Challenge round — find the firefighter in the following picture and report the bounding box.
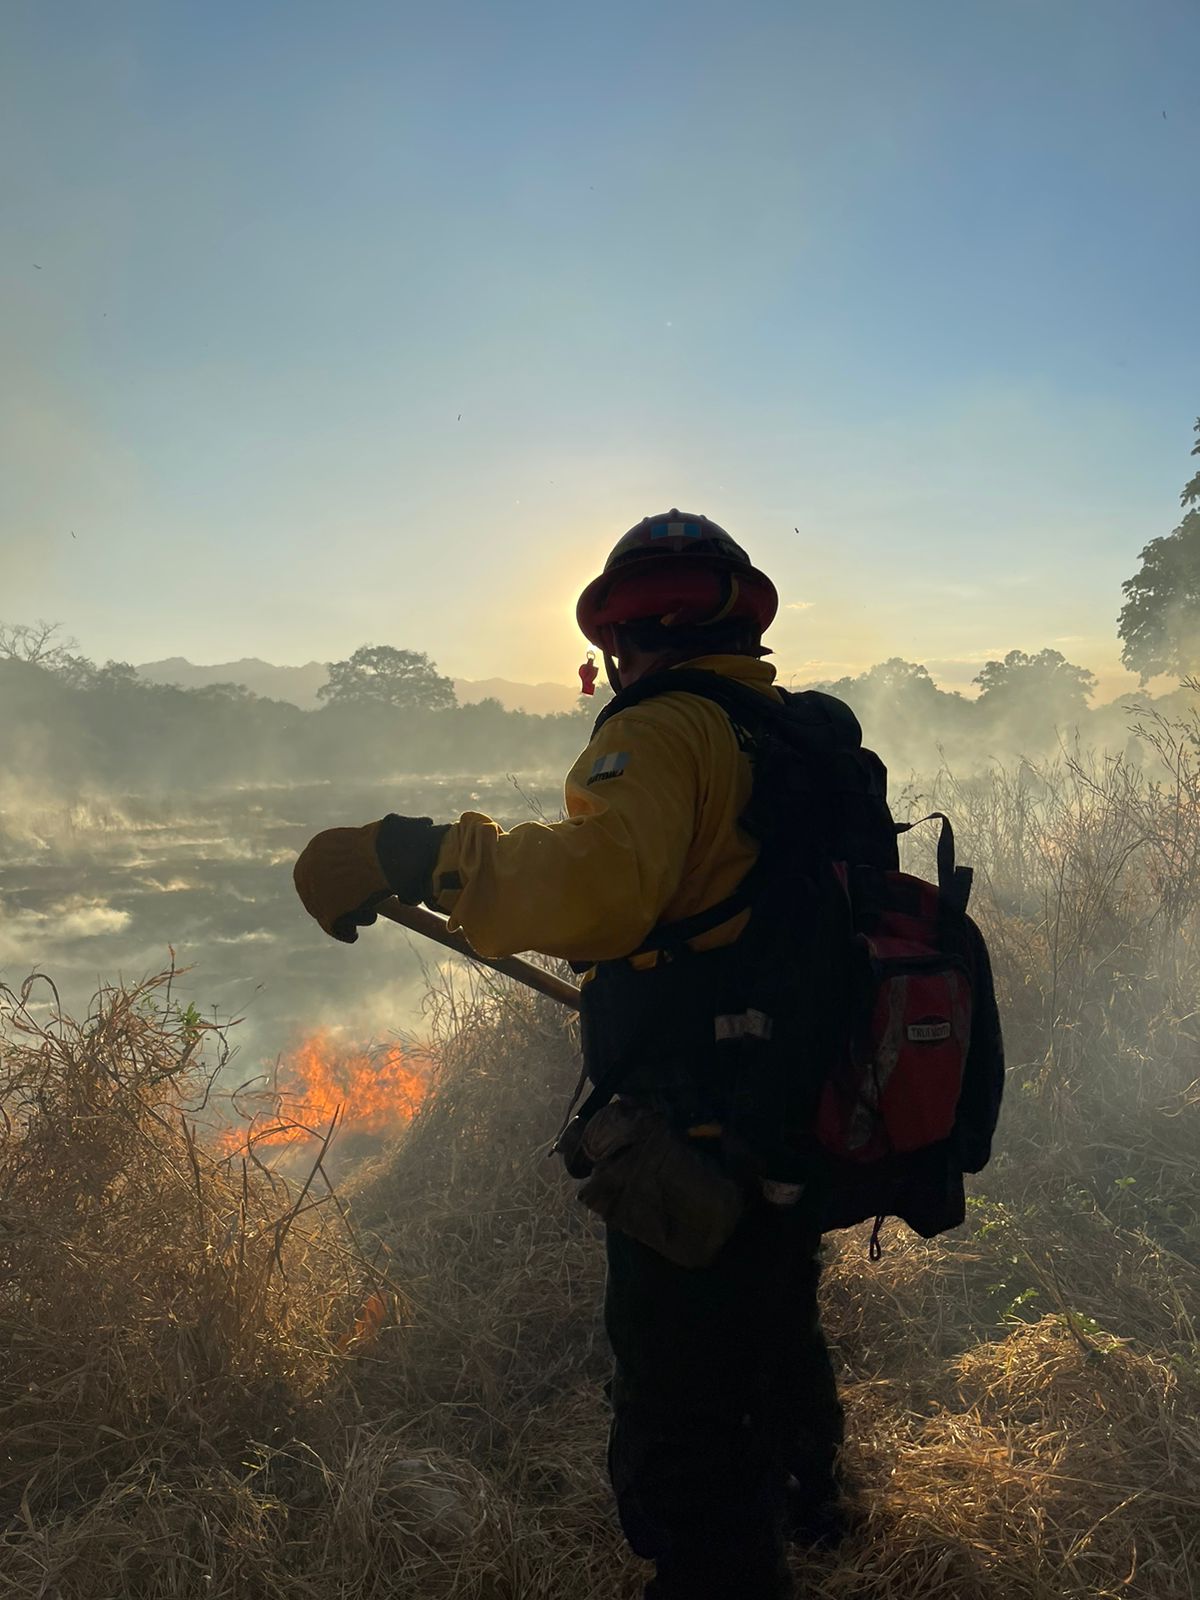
[294,513,846,1599]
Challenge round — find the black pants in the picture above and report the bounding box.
[605,1200,843,1600]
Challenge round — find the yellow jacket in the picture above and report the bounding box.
[429,655,781,963]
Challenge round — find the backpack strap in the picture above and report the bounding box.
[593,666,786,738]
[594,669,866,759]
[590,671,796,951]
[592,669,876,950]
[895,812,974,912]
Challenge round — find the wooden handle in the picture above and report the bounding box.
[374,898,582,1012]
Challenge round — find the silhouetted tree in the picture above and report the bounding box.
[0,620,76,668]
[317,646,457,712]
[1118,418,1200,682]
[92,661,143,692]
[54,654,101,690]
[974,649,1096,725]
[189,681,257,703]
[837,658,940,698]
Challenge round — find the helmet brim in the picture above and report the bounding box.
[576,550,778,648]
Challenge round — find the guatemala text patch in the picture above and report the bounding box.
[587,751,630,785]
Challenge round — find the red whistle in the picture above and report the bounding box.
[578,651,599,697]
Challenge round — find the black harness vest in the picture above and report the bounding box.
[575,670,895,1133]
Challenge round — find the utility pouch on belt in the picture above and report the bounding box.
[574,1104,745,1269]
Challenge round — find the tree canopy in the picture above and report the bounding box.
[833,657,941,697]
[973,649,1096,724]
[1118,418,1200,683]
[317,646,458,712]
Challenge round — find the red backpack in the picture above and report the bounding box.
[812,816,1000,1250]
[819,818,974,1163]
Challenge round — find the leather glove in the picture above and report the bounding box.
[293,814,450,943]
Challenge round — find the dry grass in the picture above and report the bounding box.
[3,713,1200,1597]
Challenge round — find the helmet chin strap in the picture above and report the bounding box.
[605,644,686,692]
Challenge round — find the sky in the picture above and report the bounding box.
[2,0,1197,700]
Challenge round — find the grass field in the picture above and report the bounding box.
[2,707,1198,1598]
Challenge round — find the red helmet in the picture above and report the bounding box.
[577,511,778,651]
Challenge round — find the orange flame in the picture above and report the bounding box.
[216,1028,430,1159]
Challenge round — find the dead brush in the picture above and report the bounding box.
[815,1314,1200,1600]
[0,967,385,1597]
[901,712,1200,1215]
[4,962,1200,1598]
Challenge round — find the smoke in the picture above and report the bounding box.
[0,726,532,1084]
[1,645,1192,1089]
[0,899,131,968]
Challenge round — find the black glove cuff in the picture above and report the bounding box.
[375,815,451,905]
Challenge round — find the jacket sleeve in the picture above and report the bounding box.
[428,710,700,963]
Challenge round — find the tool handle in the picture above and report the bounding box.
[374,898,582,1012]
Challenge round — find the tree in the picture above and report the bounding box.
[0,620,77,668]
[90,660,144,692]
[1118,418,1200,682]
[850,658,939,697]
[973,648,1096,725]
[0,623,142,694]
[54,652,102,690]
[188,681,257,704]
[317,645,457,712]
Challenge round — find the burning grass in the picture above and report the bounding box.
[216,1027,432,1169]
[3,720,1200,1596]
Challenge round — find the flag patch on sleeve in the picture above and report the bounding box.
[587,751,629,785]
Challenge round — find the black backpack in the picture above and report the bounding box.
[586,669,1005,1246]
